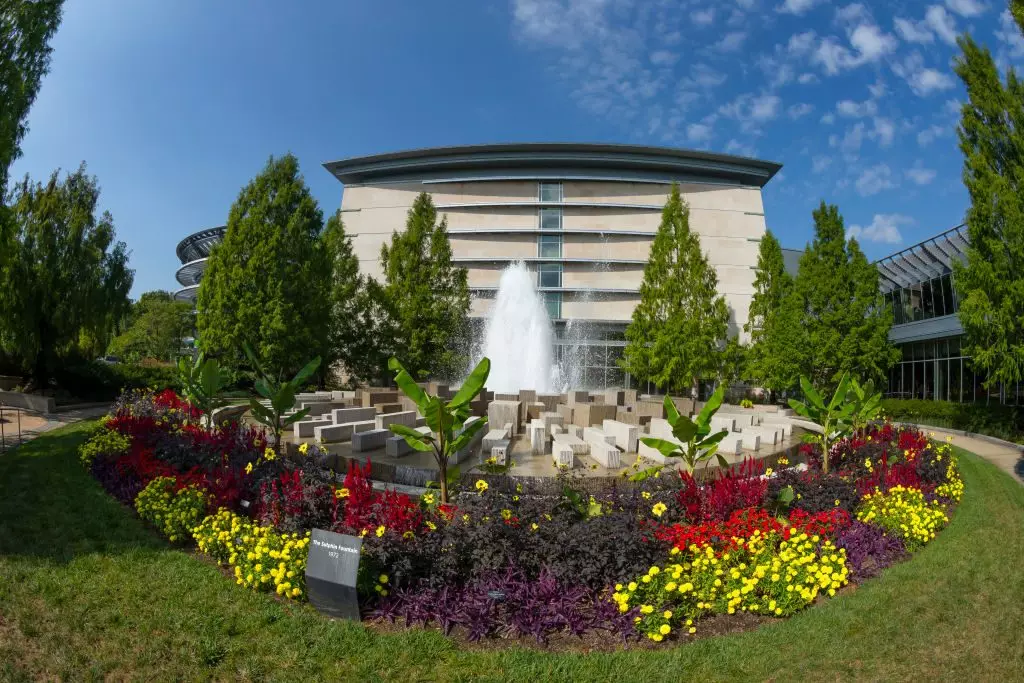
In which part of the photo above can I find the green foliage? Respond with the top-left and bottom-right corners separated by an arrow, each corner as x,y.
0,0 -> 63,192
788,373 -> 855,473
621,184 -> 730,394
197,154 -> 331,379
134,476 -> 209,544
378,193 -> 470,380
50,359 -> 179,402
321,212 -> 388,385
78,427 -> 130,468
243,342 -> 321,454
745,231 -> 804,394
388,355 -> 490,503
636,384 -> 730,476
177,353 -> 227,427
880,399 -> 1024,444
0,164 -> 133,388
740,398 -> 754,409
108,291 -> 193,363
793,202 -> 898,390
847,378 -> 882,437
952,34 -> 1024,390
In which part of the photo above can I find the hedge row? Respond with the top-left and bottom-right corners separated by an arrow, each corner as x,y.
881,399 -> 1024,444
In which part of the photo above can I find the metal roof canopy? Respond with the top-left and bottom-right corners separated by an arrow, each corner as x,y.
874,224 -> 968,293
323,142 -> 782,188
175,226 -> 226,263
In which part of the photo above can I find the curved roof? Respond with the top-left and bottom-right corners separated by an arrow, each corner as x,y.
175,226 -> 226,264
874,224 -> 968,293
324,142 -> 782,188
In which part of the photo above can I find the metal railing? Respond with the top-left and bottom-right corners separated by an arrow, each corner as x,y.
0,399 -> 24,453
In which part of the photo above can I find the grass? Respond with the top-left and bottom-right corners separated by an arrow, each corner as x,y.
1,423 -> 1023,682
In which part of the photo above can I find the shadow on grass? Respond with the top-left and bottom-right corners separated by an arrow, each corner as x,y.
0,421 -> 165,563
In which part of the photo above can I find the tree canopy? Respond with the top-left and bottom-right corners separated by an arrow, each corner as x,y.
0,165 -> 133,386
951,31 -> 1024,389
745,231 -> 804,394
196,154 -> 331,379
620,183 -> 729,394
108,291 -> 193,363
377,192 -> 470,380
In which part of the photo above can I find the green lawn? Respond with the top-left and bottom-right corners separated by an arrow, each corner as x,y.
1,422 -> 1023,682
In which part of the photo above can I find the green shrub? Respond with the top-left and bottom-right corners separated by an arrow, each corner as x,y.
881,399 -> 1024,444
135,476 -> 209,543
78,426 -> 131,468
52,360 -> 180,402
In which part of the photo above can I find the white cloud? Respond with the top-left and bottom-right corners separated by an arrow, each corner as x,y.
725,138 -> 758,157
906,162 -> 937,185
812,155 -> 833,172
777,0 -> 819,15
925,6 -> 959,45
814,37 -> 857,74
855,163 -> 896,196
820,112 -> 836,124
750,94 -> 782,120
848,23 -> 900,61
944,98 -> 962,115
847,213 -> 912,244
737,0 -> 757,9
692,7 -> 716,25
687,123 -> 713,143
650,50 -> 678,66
836,3 -> 871,24
894,17 -> 935,43
788,102 -> 815,119
945,0 -> 986,17
829,121 -> 867,158
685,63 -> 728,88
798,72 -> 819,84
837,98 -> 878,117
917,123 -> 950,146
871,117 -> 896,147
717,31 -> 748,51
996,9 -> 1024,59
868,79 -> 888,99
788,30 -> 818,55
811,20 -> 897,75
893,52 -> 957,96
719,93 -> 782,130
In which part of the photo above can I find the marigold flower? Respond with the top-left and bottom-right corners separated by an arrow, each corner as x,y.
474,480 -> 489,493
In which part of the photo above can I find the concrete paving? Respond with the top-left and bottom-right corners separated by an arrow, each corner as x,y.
922,426 -> 1024,486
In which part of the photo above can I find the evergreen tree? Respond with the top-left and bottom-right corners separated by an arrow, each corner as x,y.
322,212 -> 389,384
794,202 -> 897,389
197,155 -> 331,378
745,231 -> 803,395
621,184 -> 729,395
0,165 -> 133,387
378,192 -> 470,379
951,33 -> 1024,389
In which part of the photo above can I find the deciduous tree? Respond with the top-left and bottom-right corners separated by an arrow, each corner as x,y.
621,184 -> 729,395
108,291 -> 194,363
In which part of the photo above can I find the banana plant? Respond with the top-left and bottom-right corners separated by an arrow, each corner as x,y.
176,352 -> 227,428
637,384 -> 731,475
387,356 -> 490,504
788,373 -> 854,474
243,343 -> 321,455
848,377 -> 882,438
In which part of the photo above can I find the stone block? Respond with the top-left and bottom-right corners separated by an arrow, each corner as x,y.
331,407 -> 376,424
711,416 -> 737,433
553,444 -> 574,468
314,420 -> 374,443
740,432 -> 761,451
733,413 -> 755,427
386,426 -> 431,457
566,390 -> 590,405
519,389 -> 537,404
567,424 -> 583,439
483,427 -> 511,453
300,402 -> 334,417
490,443 -> 509,466
352,428 -> 390,452
745,426 -> 779,445
603,390 -> 625,406
468,397 -> 489,417
526,402 -> 545,420
539,411 -> 563,432
373,403 -> 403,414
427,381 -> 450,399
552,431 -> 589,455
529,420 -> 548,455
670,397 -> 695,416
361,390 -> 398,408
623,389 -> 638,406
536,393 -> 561,412
635,399 -> 665,419
294,417 -> 331,439
487,400 -> 521,436
583,426 -> 613,446
572,403 -> 617,428
331,390 -> 355,402
601,420 -> 639,453
375,410 -> 417,431
556,404 -> 574,425
719,434 -> 744,456
648,417 -> 674,439
550,424 -> 564,438
589,443 -> 621,468
452,416 -> 485,465
494,392 -> 520,402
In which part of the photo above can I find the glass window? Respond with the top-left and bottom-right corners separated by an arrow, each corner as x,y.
538,263 -> 562,288
539,182 -> 562,202
941,273 -> 955,316
933,277 -> 946,317
538,234 -> 562,258
891,289 -> 903,325
949,335 -> 961,356
949,358 -> 962,403
910,285 -> 923,321
539,208 -> 562,230
543,292 -> 561,319
921,280 -> 934,319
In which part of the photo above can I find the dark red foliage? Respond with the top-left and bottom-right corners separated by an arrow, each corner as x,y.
339,460 -> 423,535
788,508 -> 852,539
153,389 -> 201,421
674,458 -> 767,522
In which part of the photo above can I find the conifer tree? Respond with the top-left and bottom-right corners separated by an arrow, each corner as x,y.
378,192 -> 470,379
951,32 -> 1024,388
197,155 -> 331,378
621,184 -> 729,394
794,202 -> 897,389
745,231 -> 803,395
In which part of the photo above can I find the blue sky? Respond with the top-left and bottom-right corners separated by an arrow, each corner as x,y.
11,0 -> 1024,298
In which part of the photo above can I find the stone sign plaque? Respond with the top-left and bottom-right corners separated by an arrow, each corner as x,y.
305,528 -> 362,621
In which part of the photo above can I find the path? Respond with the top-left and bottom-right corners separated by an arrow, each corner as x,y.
920,426 -> 1024,486
0,405 -> 110,452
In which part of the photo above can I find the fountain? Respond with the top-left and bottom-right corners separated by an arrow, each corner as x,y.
478,261 -> 556,393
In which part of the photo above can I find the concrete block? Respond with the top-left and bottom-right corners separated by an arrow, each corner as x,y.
519,389 -> 537,404
740,432 -> 761,451
373,402 -> 403,414
552,431 -> 589,455
572,403 -> 617,428
539,411 -> 563,432
375,410 -> 417,431
550,424 -> 565,438
361,390 -> 398,408
635,399 -> 665,419
584,426 -> 616,447
452,416 -> 485,465
331,407 -> 376,424
734,413 -> 756,427
331,390 -> 355,401
536,393 -> 561,412
529,420 -> 548,455
711,416 -> 737,433
566,390 -> 590,405
352,428 -> 390,452
745,426 -> 779,445
623,389 -> 637,406
427,381 -> 450,399
386,426 -> 431,457
494,392 -> 520,402
603,390 -> 625,406
589,443 -> 621,468
556,404 -> 574,425
483,426 -> 512,453
719,434 -> 744,456
601,420 -> 639,453
490,443 -> 509,465
526,402 -> 545,420
567,424 -> 583,439
294,417 -> 331,439
314,420 -> 374,443
487,400 -> 521,436
648,417 -> 674,439
554,444 -> 574,468
670,397 -> 695,416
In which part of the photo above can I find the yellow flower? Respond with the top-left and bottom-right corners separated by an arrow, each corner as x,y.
642,491 -> 652,500
245,462 -> 253,474
264,447 -> 276,461
765,467 -> 773,476
651,502 -> 667,517
531,523 -> 539,531
834,499 -> 841,507
864,458 -> 872,469
659,624 -> 671,635
379,574 -> 389,584
335,487 -> 350,499
425,521 -> 437,531
475,480 -> 489,493
403,530 -> 415,540
298,442 -> 309,456
375,525 -> 386,537
423,493 -> 435,505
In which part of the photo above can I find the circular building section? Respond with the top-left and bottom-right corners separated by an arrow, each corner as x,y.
174,226 -> 226,302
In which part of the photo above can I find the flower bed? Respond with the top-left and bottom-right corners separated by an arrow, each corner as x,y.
81,390 -> 965,645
